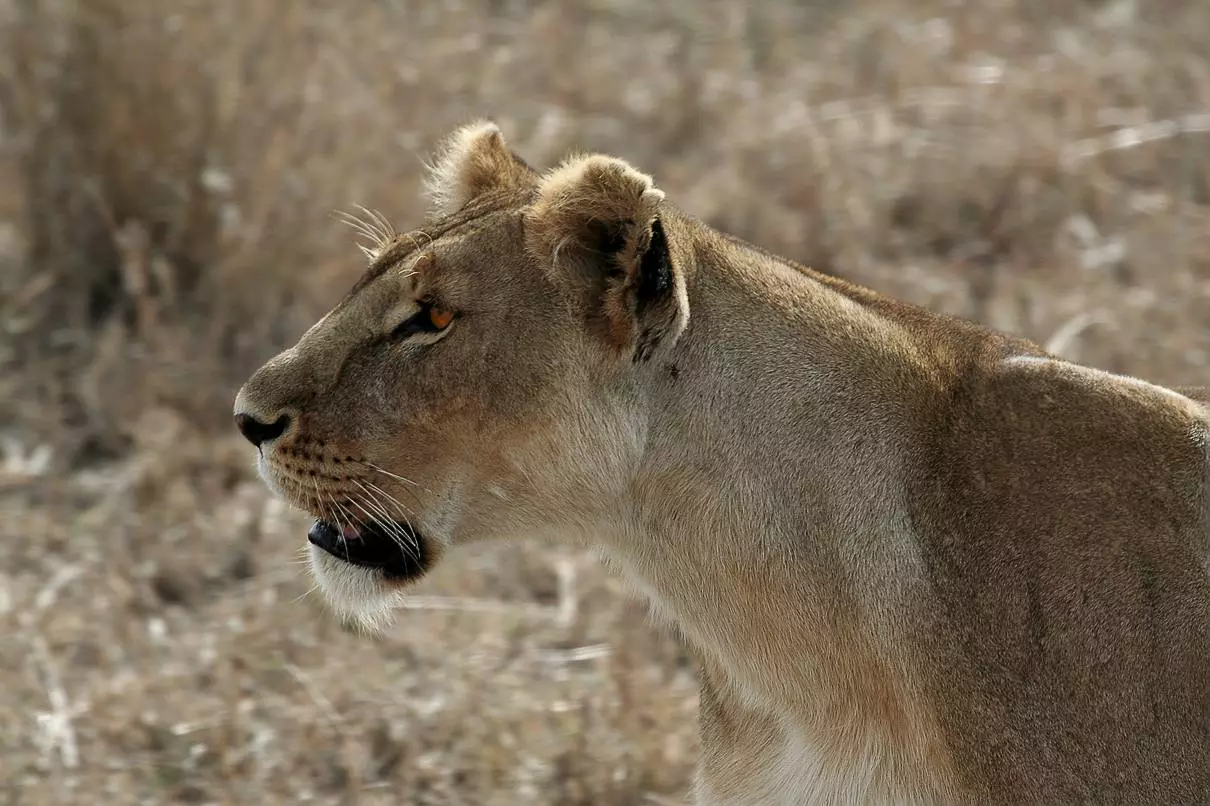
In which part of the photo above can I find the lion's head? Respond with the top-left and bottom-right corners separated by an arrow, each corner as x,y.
233,122 -> 689,628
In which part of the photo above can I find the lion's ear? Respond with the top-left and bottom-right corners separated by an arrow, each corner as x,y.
526,154 -> 689,363
423,121 -> 535,216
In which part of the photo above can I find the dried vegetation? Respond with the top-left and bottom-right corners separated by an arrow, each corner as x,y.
1,0 -> 1208,803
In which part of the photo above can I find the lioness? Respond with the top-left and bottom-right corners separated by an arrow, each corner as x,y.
233,121 -> 1210,805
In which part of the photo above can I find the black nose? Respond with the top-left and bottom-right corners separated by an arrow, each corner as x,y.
234,412 -> 290,447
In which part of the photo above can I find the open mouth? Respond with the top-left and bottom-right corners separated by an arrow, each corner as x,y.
307,519 -> 429,581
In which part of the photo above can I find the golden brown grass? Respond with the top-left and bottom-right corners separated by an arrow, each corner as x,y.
2,0 -> 1209,803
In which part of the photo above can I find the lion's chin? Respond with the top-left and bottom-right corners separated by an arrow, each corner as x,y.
305,519 -> 433,635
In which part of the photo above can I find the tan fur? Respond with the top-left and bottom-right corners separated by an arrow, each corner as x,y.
526,154 -> 687,358
422,120 -> 534,218
234,122 -> 1210,805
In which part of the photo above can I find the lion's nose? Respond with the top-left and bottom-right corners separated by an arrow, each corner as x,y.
234,411 -> 291,448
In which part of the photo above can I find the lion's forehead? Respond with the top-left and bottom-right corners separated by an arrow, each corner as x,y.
326,261 -> 417,328
345,209 -> 529,307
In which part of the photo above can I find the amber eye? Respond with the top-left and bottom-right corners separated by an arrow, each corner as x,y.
428,305 -> 454,330
390,300 -> 456,340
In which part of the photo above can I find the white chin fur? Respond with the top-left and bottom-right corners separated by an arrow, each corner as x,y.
308,545 -> 404,635
257,454 -> 285,497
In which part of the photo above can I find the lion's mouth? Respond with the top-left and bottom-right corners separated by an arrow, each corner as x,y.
307,518 -> 430,581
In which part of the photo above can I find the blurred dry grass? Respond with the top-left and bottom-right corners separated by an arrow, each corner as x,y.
1,0 -> 1209,803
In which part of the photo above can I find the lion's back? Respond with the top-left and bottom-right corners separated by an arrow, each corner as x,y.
906,354 -> 1210,803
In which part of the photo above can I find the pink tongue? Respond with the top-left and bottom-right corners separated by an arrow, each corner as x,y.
342,524 -> 363,540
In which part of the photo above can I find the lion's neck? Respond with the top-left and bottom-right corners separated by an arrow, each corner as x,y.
621,235 -> 931,666
598,237 -> 956,801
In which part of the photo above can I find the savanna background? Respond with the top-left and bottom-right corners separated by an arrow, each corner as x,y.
2,0 -> 1208,803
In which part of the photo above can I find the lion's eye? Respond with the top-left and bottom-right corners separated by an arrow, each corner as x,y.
390,300 -> 456,340
427,305 -> 455,330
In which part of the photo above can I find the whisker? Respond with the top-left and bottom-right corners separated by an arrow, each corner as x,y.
359,479 -> 424,550
332,210 -> 381,246
356,205 -> 397,244
265,464 -> 428,566
348,486 -> 408,549
339,206 -> 383,240
289,545 -> 313,568
350,481 -> 400,526
298,480 -> 328,536
327,495 -> 356,564
358,477 -> 418,518
351,489 -> 418,561
353,481 -> 420,556
400,229 -> 433,252
360,461 -> 432,495
307,479 -> 349,565
332,208 -> 397,260
377,211 -> 398,240
293,583 -> 321,605
346,491 -> 396,542
308,474 -> 335,528
354,464 -> 429,515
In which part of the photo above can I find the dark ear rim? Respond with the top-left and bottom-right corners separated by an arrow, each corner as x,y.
631,217 -> 684,364
636,217 -> 673,310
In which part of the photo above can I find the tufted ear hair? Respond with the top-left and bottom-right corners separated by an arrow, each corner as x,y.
423,120 -> 536,217
525,154 -> 689,363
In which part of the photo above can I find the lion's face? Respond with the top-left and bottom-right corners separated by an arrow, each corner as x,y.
233,122 -> 688,626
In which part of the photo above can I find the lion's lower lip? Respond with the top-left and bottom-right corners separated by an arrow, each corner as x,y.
307,519 -> 429,581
